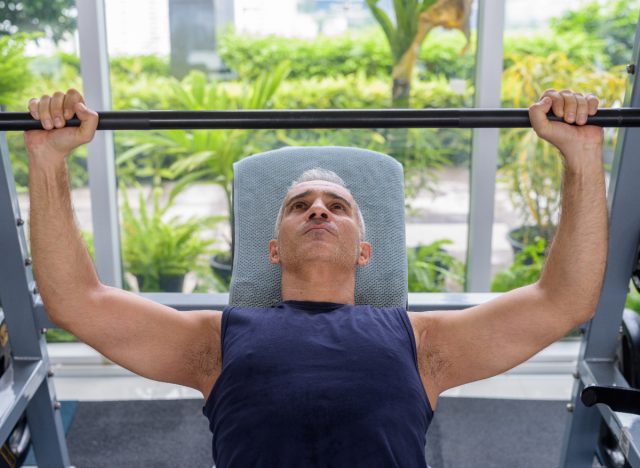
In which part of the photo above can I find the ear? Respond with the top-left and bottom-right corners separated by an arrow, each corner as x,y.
357,241 -> 372,267
268,239 -> 280,264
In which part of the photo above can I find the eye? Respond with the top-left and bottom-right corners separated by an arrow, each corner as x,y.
292,202 -> 306,210
332,203 -> 344,210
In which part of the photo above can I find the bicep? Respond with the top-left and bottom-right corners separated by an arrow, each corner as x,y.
420,284 -> 580,394
57,285 -> 221,395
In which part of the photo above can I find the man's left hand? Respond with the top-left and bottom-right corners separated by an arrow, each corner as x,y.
528,89 -> 604,166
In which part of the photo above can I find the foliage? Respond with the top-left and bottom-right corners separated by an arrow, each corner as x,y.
550,0 -> 640,69
491,238 -> 546,292
418,30 -> 475,81
502,32 -> 606,71
218,29 -> 391,80
365,0 -> 437,63
219,28 -> 475,82
366,0 -> 471,107
120,63 -> 290,254
80,230 -> 95,262
0,0 -> 76,42
407,240 -> 464,292
120,182 -> 219,292
499,52 -> 626,243
271,73 -> 470,196
110,55 -> 170,79
627,283 -> 640,314
0,33 -> 33,107
45,328 -> 77,343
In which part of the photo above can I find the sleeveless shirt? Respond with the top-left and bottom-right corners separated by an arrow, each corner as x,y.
202,300 -> 434,467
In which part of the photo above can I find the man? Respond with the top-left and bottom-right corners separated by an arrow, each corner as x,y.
25,88 -> 606,467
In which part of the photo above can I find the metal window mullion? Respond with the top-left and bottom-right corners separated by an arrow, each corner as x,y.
465,0 -> 505,291
77,0 -> 122,288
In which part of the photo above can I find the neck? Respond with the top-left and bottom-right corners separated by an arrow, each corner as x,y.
280,263 -> 356,304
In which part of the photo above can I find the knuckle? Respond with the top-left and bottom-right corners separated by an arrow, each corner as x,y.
52,91 -> 64,99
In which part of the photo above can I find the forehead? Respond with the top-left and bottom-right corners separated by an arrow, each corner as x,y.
284,180 -> 355,203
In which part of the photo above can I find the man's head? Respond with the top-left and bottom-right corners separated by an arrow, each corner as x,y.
268,168 -> 371,271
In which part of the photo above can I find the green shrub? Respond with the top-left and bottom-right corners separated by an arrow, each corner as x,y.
110,55 -> 170,78
550,0 -> 640,68
407,240 -> 464,292
491,238 -> 546,292
218,28 -> 391,80
0,33 -> 33,107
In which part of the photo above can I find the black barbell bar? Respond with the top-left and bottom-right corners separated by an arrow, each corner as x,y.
1,108 -> 640,131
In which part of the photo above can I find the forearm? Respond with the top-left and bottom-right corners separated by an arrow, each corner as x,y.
537,147 -> 608,320
28,155 -> 102,323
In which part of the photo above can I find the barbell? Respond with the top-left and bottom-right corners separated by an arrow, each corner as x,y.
1,108 -> 640,131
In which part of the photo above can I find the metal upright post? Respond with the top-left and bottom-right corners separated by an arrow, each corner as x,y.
559,16 -> 640,468
77,0 -> 122,288
0,132 -> 70,465
466,0 -> 505,291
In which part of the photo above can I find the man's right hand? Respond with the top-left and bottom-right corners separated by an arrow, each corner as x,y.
25,89 -> 98,164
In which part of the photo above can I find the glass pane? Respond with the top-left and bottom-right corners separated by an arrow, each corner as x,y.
491,0 -> 633,303
106,0 -> 478,294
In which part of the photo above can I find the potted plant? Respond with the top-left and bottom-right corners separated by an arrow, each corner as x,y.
121,62 -> 290,288
120,181 -> 219,292
500,129 -> 561,256
407,239 -> 464,292
499,51 -> 626,257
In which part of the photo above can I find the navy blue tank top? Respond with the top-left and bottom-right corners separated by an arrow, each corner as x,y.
202,300 -> 434,467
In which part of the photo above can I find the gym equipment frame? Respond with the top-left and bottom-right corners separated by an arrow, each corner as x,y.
2,28 -> 640,468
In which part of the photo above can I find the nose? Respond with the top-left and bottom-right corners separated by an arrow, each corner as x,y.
307,199 -> 330,221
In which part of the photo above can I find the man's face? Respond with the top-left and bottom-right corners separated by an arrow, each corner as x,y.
269,180 -> 371,270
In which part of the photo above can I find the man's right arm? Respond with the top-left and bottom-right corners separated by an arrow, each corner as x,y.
26,90 -> 221,398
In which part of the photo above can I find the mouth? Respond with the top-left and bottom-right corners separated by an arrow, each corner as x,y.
304,225 -> 334,235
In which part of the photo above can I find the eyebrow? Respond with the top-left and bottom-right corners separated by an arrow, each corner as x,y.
284,190 -> 353,210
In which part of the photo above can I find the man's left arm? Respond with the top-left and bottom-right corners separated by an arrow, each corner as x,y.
416,89 -> 607,396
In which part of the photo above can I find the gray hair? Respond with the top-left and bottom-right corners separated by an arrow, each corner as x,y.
274,168 -> 366,240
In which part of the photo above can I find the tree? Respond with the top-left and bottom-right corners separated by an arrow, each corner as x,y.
0,0 -> 76,43
550,0 -> 640,69
366,0 -> 472,107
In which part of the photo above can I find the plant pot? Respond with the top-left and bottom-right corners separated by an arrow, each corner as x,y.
507,226 -> 552,255
134,273 -> 145,291
210,253 -> 233,286
159,274 -> 186,292
134,273 -> 186,292
507,226 -> 552,265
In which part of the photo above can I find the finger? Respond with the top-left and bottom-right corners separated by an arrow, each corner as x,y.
529,95 -> 553,134
63,88 -> 84,120
50,91 -> 66,128
38,95 -> 53,130
542,89 -> 564,117
560,89 -> 577,123
586,94 -> 599,116
74,102 -> 99,143
575,93 -> 588,125
28,98 -> 39,120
